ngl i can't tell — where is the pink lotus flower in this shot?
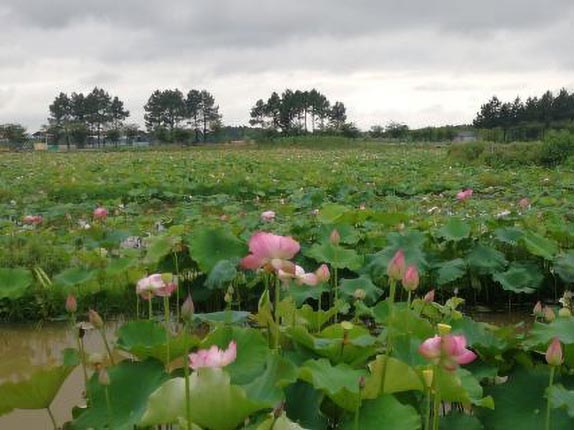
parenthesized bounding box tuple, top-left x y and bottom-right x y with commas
(93, 207, 108, 219)
(518, 197, 530, 209)
(387, 249, 406, 281)
(424, 289, 435, 303)
(66, 294, 77, 313)
(189, 340, 237, 370)
(315, 264, 330, 283)
(329, 229, 341, 246)
(546, 337, 563, 367)
(260, 211, 276, 222)
(278, 264, 319, 286)
(23, 215, 43, 225)
(456, 189, 473, 201)
(136, 274, 177, 300)
(402, 265, 419, 291)
(418, 334, 477, 371)
(240, 232, 300, 272)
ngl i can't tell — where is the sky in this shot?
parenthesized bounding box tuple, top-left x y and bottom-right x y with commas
(1, 0, 573, 132)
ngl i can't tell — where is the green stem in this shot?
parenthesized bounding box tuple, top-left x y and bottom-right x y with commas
(105, 385, 113, 429)
(99, 329, 116, 366)
(183, 323, 192, 430)
(273, 278, 281, 350)
(432, 391, 441, 430)
(333, 266, 339, 323)
(136, 295, 140, 319)
(174, 252, 180, 321)
(164, 295, 171, 366)
(353, 395, 361, 430)
(407, 290, 412, 308)
(425, 386, 432, 430)
(545, 366, 556, 430)
(148, 298, 153, 320)
(46, 406, 58, 430)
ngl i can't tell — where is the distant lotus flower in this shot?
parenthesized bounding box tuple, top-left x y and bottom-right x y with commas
(418, 334, 477, 371)
(402, 265, 419, 291)
(66, 294, 77, 313)
(315, 264, 330, 283)
(23, 215, 43, 225)
(260, 210, 276, 222)
(387, 249, 406, 281)
(424, 289, 435, 303)
(189, 341, 237, 370)
(456, 188, 473, 201)
(519, 198, 530, 209)
(240, 232, 300, 272)
(93, 207, 108, 219)
(533, 301, 543, 317)
(545, 337, 563, 367)
(136, 273, 176, 299)
(88, 309, 104, 329)
(329, 229, 341, 246)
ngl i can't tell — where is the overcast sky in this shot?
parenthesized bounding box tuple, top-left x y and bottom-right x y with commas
(1, 0, 573, 131)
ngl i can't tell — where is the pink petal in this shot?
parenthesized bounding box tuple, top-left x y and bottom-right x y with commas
(418, 336, 442, 360)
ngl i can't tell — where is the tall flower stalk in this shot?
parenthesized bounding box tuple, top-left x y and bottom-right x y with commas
(545, 337, 563, 430)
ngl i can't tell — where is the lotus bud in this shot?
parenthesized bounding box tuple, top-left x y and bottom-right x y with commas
(353, 288, 366, 301)
(329, 229, 341, 246)
(66, 294, 77, 313)
(422, 369, 434, 389)
(387, 249, 406, 281)
(260, 210, 275, 222)
(402, 265, 420, 291)
(558, 307, 572, 318)
(545, 337, 563, 367)
(315, 264, 330, 283)
(98, 368, 110, 386)
(181, 295, 195, 320)
(424, 289, 435, 303)
(543, 306, 556, 322)
(437, 323, 452, 336)
(88, 309, 104, 329)
(533, 301, 543, 317)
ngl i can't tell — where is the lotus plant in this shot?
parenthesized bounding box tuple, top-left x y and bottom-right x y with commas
(418, 334, 477, 371)
(456, 188, 473, 201)
(545, 337, 563, 430)
(189, 341, 237, 370)
(93, 206, 108, 220)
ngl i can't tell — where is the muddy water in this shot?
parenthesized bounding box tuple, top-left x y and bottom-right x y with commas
(0, 321, 121, 430)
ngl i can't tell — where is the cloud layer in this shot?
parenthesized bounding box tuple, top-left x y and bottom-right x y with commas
(1, 1, 573, 130)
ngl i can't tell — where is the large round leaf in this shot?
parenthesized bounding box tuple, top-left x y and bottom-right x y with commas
(342, 394, 421, 430)
(437, 218, 471, 242)
(493, 262, 543, 294)
(0, 267, 33, 299)
(188, 228, 247, 273)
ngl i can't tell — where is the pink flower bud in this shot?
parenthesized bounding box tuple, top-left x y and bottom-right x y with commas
(533, 301, 543, 316)
(329, 229, 341, 246)
(315, 264, 330, 283)
(402, 265, 419, 291)
(456, 188, 473, 201)
(181, 295, 195, 320)
(424, 289, 435, 303)
(260, 210, 275, 222)
(543, 306, 556, 322)
(66, 294, 77, 313)
(93, 207, 108, 220)
(387, 249, 406, 281)
(545, 337, 563, 367)
(88, 309, 104, 329)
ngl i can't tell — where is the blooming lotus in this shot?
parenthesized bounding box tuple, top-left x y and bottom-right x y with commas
(387, 249, 406, 281)
(278, 264, 319, 286)
(189, 341, 237, 370)
(418, 334, 477, 371)
(315, 264, 330, 283)
(260, 210, 276, 222)
(23, 215, 43, 225)
(240, 232, 300, 272)
(136, 274, 177, 299)
(93, 207, 108, 219)
(456, 188, 473, 201)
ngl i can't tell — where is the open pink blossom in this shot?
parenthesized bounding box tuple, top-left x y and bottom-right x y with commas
(418, 334, 477, 371)
(189, 341, 237, 370)
(240, 232, 300, 272)
(93, 207, 108, 219)
(456, 189, 473, 201)
(23, 215, 43, 225)
(260, 211, 276, 222)
(136, 274, 176, 300)
(278, 264, 319, 286)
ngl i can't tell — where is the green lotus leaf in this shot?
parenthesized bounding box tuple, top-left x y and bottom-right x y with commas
(305, 242, 363, 271)
(362, 355, 423, 398)
(437, 218, 471, 242)
(436, 258, 467, 285)
(205, 259, 237, 289)
(53, 267, 95, 287)
(524, 318, 574, 348)
(242, 354, 298, 406)
(466, 244, 507, 275)
(493, 227, 524, 245)
(143, 235, 175, 265)
(441, 413, 484, 430)
(493, 262, 543, 294)
(339, 275, 383, 304)
(548, 384, 574, 417)
(188, 227, 247, 273)
(342, 394, 421, 430)
(256, 412, 312, 430)
(554, 251, 574, 283)
(0, 267, 33, 299)
(285, 381, 328, 430)
(71, 359, 168, 430)
(521, 231, 558, 261)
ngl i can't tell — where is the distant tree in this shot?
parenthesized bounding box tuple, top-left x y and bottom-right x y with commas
(369, 125, 385, 138)
(48, 92, 72, 148)
(185, 89, 203, 142)
(329, 101, 347, 130)
(85, 87, 112, 147)
(123, 123, 141, 145)
(144, 89, 186, 140)
(0, 124, 28, 149)
(473, 96, 502, 129)
(199, 90, 222, 142)
(385, 121, 409, 139)
(340, 122, 361, 138)
(249, 99, 267, 128)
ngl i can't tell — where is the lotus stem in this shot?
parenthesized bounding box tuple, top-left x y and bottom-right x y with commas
(333, 266, 339, 323)
(99, 328, 116, 366)
(174, 252, 180, 321)
(46, 406, 58, 430)
(105, 385, 113, 428)
(183, 325, 192, 430)
(148, 298, 153, 320)
(164, 295, 171, 366)
(425, 387, 432, 430)
(545, 366, 556, 430)
(273, 278, 281, 350)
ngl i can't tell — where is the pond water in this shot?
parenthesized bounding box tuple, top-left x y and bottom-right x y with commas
(0, 310, 533, 429)
(0, 321, 121, 430)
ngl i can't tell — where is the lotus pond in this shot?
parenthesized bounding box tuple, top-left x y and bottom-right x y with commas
(1, 142, 574, 429)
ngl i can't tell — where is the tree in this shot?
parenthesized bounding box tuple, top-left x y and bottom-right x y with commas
(144, 89, 186, 140)
(249, 99, 266, 128)
(385, 121, 409, 139)
(199, 90, 222, 142)
(0, 124, 28, 149)
(473, 96, 502, 129)
(329, 101, 347, 131)
(48, 92, 72, 148)
(85, 87, 112, 147)
(186, 89, 203, 142)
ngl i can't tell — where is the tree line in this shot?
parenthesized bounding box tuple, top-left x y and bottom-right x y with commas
(473, 88, 574, 141)
(249, 89, 358, 136)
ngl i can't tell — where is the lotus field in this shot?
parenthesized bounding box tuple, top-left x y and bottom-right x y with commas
(1, 143, 574, 429)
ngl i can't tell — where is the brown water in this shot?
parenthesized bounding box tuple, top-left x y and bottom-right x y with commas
(0, 321, 121, 430)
